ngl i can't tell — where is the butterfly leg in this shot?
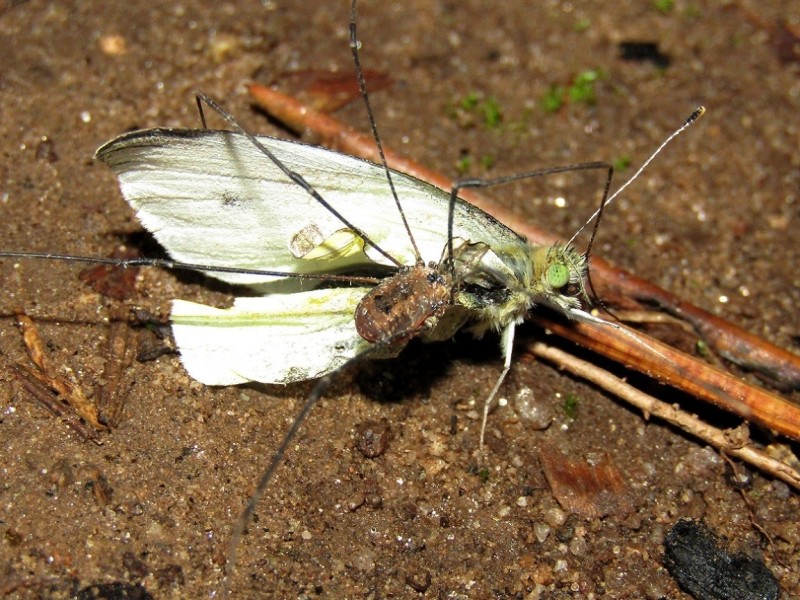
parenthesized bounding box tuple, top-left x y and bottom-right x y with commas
(479, 323, 516, 450)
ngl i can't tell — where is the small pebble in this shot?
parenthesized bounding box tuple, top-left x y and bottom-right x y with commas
(534, 522, 551, 543)
(544, 507, 566, 528)
(514, 387, 553, 430)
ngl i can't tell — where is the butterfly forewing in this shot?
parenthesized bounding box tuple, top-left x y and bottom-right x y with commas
(95, 129, 527, 287)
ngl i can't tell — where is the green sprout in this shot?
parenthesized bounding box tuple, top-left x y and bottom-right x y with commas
(455, 153, 495, 175)
(541, 70, 603, 113)
(568, 69, 600, 105)
(563, 393, 580, 419)
(682, 4, 703, 19)
(574, 17, 591, 32)
(696, 339, 712, 359)
(541, 85, 565, 113)
(478, 467, 491, 483)
(460, 91, 480, 111)
(481, 96, 503, 128)
(451, 91, 504, 130)
(612, 155, 632, 171)
(653, 0, 675, 14)
(456, 155, 472, 175)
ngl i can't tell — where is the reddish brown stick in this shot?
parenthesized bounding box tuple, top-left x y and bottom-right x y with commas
(531, 314, 800, 440)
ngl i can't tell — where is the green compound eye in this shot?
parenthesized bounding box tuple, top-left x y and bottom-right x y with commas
(546, 264, 570, 288)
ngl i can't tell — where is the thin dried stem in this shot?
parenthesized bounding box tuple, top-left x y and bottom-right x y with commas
(525, 340, 800, 490)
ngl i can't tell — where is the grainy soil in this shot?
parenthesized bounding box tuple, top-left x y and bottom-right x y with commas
(1, 1, 799, 598)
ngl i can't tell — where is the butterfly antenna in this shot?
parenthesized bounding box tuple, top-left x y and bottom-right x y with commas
(567, 106, 706, 250)
(349, 0, 423, 264)
(194, 91, 404, 268)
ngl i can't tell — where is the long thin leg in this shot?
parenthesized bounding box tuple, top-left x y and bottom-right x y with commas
(479, 322, 516, 450)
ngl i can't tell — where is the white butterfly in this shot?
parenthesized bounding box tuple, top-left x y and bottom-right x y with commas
(95, 127, 588, 390)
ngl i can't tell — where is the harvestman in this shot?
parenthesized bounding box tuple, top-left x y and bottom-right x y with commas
(0, 2, 705, 594)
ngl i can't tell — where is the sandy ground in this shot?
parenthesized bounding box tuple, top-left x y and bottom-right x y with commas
(1, 1, 799, 598)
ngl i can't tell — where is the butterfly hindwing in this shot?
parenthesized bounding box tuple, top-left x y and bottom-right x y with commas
(171, 286, 373, 385)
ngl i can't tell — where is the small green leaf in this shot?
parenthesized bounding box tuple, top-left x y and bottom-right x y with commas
(568, 70, 600, 105)
(456, 155, 472, 175)
(612, 155, 632, 171)
(574, 17, 591, 32)
(653, 0, 674, 14)
(541, 85, 565, 113)
(563, 393, 579, 419)
(460, 91, 480, 110)
(481, 96, 503, 128)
